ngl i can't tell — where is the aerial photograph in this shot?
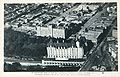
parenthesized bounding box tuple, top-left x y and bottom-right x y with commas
(4, 2, 118, 72)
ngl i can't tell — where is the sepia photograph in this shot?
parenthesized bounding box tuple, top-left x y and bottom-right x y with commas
(3, 2, 118, 72)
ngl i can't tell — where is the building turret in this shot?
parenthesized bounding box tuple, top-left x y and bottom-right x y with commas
(76, 40, 80, 48)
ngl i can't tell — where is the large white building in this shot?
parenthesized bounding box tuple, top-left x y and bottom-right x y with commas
(46, 40, 84, 60)
(42, 40, 85, 67)
(36, 26, 66, 38)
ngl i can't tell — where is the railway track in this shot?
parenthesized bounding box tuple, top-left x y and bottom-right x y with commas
(78, 17, 116, 71)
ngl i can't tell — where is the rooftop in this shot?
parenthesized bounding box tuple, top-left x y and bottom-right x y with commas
(80, 30, 102, 39)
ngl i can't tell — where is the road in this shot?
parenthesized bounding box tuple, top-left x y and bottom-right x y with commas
(4, 59, 42, 66)
(78, 16, 117, 71)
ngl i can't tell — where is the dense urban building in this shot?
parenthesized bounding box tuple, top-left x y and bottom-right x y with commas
(4, 3, 117, 71)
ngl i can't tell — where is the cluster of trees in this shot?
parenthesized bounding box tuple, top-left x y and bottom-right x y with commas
(4, 28, 47, 58)
(4, 62, 22, 72)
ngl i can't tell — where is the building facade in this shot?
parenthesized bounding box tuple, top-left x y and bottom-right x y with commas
(36, 26, 66, 38)
(47, 46, 84, 59)
(42, 40, 85, 67)
(41, 60, 84, 67)
(46, 41, 84, 60)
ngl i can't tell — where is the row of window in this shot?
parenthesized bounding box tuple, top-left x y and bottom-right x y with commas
(48, 55, 80, 58)
(48, 53, 78, 57)
(43, 61, 81, 66)
(47, 49, 82, 57)
(48, 50, 79, 54)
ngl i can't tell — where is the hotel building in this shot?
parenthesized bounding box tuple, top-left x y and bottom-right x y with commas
(42, 39, 87, 67)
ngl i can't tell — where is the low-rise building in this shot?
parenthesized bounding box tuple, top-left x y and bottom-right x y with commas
(112, 28, 117, 39)
(79, 30, 102, 44)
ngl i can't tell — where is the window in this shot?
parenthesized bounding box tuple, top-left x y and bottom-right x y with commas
(52, 62, 54, 64)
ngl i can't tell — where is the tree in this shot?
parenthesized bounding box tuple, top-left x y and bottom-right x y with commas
(97, 5, 103, 11)
(106, 66, 112, 71)
(12, 62, 22, 71)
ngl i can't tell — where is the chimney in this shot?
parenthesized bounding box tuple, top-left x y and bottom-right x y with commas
(63, 40, 64, 43)
(72, 45, 74, 48)
(57, 40, 59, 43)
(61, 47, 62, 49)
(50, 45, 52, 47)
